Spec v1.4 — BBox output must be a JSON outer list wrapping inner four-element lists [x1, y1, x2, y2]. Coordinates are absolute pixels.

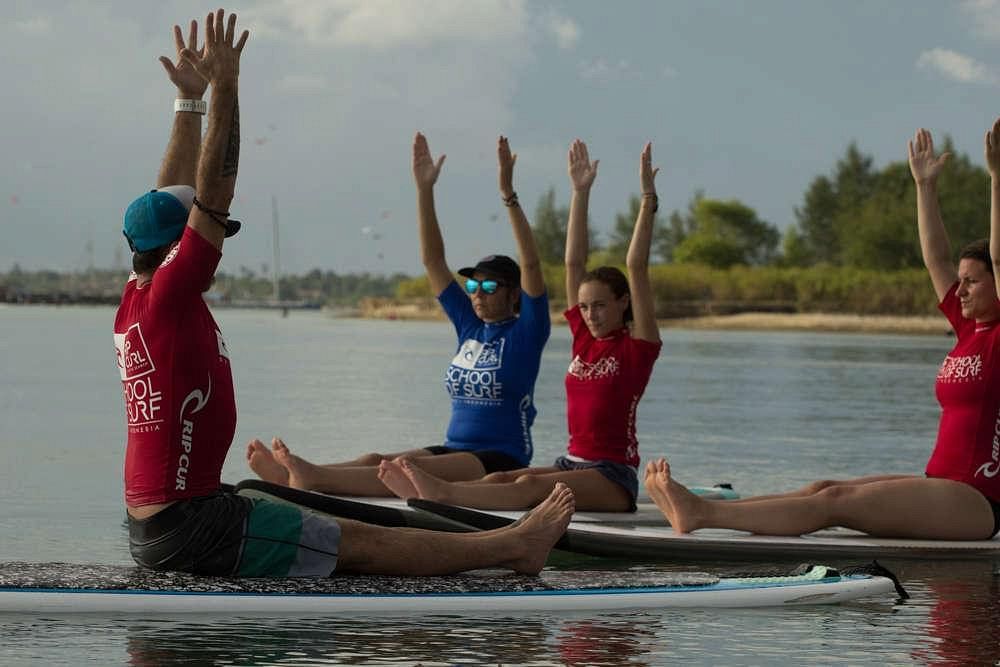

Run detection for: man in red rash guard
[[114, 9, 573, 578], [643, 125, 1000, 541]]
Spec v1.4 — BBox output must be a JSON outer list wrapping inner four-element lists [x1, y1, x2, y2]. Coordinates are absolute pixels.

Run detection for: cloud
[[546, 14, 579, 50], [244, 0, 529, 49], [962, 0, 1000, 40], [916, 47, 997, 84], [579, 58, 636, 83]]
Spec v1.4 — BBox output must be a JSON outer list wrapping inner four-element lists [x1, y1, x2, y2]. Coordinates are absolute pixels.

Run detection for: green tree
[[672, 198, 779, 268], [603, 195, 666, 265], [789, 143, 878, 265], [531, 187, 570, 265], [655, 192, 701, 263]]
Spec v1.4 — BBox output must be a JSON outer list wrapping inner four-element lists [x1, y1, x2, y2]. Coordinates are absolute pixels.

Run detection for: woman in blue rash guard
[[246, 133, 550, 495]]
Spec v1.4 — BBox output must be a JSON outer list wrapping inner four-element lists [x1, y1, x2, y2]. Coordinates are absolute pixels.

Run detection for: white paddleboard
[[409, 500, 1000, 561], [0, 562, 898, 614]]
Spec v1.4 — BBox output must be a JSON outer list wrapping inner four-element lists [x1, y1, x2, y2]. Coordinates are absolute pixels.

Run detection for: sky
[[5, 0, 1000, 276]]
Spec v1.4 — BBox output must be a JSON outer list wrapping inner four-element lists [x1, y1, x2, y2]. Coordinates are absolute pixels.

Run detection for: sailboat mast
[[271, 195, 281, 303]]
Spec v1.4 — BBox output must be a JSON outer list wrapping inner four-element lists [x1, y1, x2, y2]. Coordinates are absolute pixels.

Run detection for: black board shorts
[[988, 496, 1000, 538], [128, 491, 342, 577], [424, 445, 523, 473]]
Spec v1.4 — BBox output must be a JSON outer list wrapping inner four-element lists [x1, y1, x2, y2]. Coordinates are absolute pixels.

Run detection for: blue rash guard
[[437, 281, 550, 467]]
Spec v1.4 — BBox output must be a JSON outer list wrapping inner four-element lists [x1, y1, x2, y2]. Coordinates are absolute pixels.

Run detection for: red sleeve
[[938, 281, 974, 340], [564, 305, 593, 356], [146, 226, 222, 315]]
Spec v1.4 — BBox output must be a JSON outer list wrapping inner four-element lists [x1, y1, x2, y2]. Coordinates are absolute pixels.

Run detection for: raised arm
[[565, 139, 599, 308], [412, 133, 453, 295], [178, 9, 248, 251], [985, 118, 1000, 292], [156, 21, 208, 188], [908, 128, 957, 301], [626, 143, 660, 343], [498, 136, 544, 297]]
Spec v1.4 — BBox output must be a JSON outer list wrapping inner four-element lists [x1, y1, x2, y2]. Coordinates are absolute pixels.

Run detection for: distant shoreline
[[356, 299, 950, 336]]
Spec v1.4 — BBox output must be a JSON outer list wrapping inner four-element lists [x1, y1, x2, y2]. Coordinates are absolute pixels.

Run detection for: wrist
[[502, 191, 519, 207], [572, 186, 591, 195]]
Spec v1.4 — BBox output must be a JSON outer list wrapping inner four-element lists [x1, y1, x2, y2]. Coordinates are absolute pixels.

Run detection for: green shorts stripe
[[238, 499, 341, 577]]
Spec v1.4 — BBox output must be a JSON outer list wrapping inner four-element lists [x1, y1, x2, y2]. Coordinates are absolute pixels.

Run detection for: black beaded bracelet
[[192, 196, 231, 231], [502, 192, 520, 207]]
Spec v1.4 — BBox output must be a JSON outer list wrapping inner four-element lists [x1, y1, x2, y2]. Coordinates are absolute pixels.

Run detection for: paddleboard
[[409, 499, 1000, 561], [0, 562, 899, 613], [233, 479, 737, 527]]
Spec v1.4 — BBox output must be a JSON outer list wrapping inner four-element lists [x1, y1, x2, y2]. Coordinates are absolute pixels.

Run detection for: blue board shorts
[[554, 455, 639, 512], [128, 491, 342, 577]]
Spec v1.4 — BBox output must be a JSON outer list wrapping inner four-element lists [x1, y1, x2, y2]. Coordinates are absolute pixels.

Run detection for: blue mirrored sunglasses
[[464, 278, 503, 295]]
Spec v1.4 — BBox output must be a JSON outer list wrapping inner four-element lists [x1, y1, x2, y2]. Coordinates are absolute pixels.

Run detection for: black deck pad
[[0, 562, 721, 594]]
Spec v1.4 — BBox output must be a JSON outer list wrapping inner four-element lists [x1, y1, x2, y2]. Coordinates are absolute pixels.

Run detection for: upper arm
[[425, 260, 455, 297], [627, 266, 660, 343], [565, 263, 585, 309], [926, 261, 958, 303]]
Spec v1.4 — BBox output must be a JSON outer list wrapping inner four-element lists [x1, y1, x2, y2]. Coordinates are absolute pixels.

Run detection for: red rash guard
[[563, 305, 661, 467], [927, 282, 1000, 502], [114, 226, 236, 506]]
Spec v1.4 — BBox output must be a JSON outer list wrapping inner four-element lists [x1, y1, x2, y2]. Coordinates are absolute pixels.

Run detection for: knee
[[804, 479, 837, 495]]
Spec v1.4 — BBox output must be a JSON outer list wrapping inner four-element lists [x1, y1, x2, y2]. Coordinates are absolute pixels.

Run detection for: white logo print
[[568, 354, 620, 380], [976, 408, 1000, 479], [175, 374, 212, 491], [445, 338, 506, 404], [937, 354, 983, 383]]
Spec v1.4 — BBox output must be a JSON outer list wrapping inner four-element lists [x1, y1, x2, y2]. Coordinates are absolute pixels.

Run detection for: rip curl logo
[[937, 354, 983, 383], [114, 324, 155, 381], [568, 354, 620, 381], [446, 338, 506, 404], [176, 374, 212, 491]]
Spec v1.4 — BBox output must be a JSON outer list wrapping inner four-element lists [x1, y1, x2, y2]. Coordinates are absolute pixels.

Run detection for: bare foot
[[377, 460, 418, 499], [246, 438, 289, 485], [271, 438, 325, 491], [649, 459, 705, 534], [400, 459, 453, 503], [643, 459, 673, 526], [504, 482, 575, 574]]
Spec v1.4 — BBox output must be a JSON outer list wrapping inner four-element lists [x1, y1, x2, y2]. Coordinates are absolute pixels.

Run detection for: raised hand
[[498, 136, 516, 198], [568, 139, 599, 191], [908, 128, 949, 184], [159, 20, 208, 97], [179, 9, 249, 87], [412, 133, 445, 189], [640, 142, 659, 195], [986, 118, 1000, 178]]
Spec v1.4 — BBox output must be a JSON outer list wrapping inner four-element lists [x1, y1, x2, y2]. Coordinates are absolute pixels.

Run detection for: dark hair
[[132, 244, 171, 274], [580, 266, 633, 324], [959, 239, 994, 275]]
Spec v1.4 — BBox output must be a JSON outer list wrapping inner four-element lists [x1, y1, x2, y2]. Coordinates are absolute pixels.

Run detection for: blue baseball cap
[[123, 185, 240, 252]]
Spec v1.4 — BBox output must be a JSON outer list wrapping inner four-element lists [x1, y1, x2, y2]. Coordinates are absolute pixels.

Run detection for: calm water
[[1, 305, 998, 665]]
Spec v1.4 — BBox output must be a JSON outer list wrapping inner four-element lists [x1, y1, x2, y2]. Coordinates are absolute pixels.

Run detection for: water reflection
[[910, 569, 1000, 665]]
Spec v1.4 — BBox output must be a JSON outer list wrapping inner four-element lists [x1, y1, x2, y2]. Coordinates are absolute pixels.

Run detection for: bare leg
[[269, 438, 489, 496], [335, 483, 576, 575], [246, 438, 289, 485], [730, 474, 918, 503], [392, 460, 631, 511], [646, 458, 995, 539]]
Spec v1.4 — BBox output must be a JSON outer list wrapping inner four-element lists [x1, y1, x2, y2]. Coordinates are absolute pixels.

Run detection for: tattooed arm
[[180, 9, 248, 250]]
